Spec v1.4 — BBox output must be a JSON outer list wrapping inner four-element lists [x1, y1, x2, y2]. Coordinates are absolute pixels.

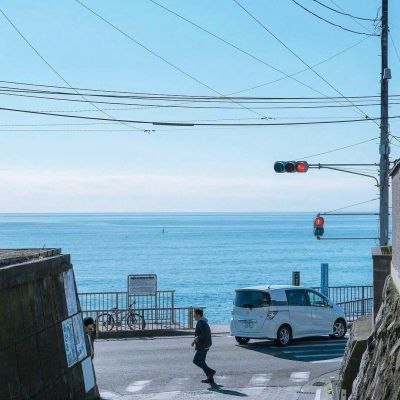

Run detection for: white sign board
[[63, 269, 78, 316], [72, 314, 87, 362], [82, 357, 95, 392], [128, 274, 157, 296], [62, 318, 77, 367]]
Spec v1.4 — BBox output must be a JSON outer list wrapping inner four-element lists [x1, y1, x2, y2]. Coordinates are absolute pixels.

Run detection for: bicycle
[[96, 302, 146, 332]]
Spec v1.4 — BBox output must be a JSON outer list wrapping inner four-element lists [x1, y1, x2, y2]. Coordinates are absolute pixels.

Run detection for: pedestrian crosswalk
[[264, 338, 347, 362], [99, 370, 325, 400]]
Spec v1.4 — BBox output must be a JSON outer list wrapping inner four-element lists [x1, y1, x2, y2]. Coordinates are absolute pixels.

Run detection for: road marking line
[[283, 348, 344, 354], [315, 389, 322, 400], [152, 391, 182, 399], [295, 353, 344, 358], [126, 380, 152, 393], [312, 357, 343, 364], [249, 373, 272, 386], [290, 371, 310, 383], [287, 342, 347, 348]]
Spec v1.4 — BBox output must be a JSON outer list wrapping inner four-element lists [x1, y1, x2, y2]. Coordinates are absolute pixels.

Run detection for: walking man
[[191, 308, 216, 384]]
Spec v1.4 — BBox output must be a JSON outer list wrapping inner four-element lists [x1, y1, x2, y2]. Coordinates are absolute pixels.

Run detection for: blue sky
[[0, 0, 398, 212]]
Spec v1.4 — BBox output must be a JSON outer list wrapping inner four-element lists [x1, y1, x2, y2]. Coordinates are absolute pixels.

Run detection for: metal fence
[[79, 285, 374, 332], [82, 306, 197, 332], [79, 290, 201, 332], [336, 298, 373, 322], [312, 285, 373, 322], [79, 290, 175, 313]]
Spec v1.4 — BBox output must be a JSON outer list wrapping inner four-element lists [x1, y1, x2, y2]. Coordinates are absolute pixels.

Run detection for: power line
[[313, 0, 377, 21], [327, 0, 381, 36], [229, 36, 372, 96], [1, 105, 399, 126], [290, 0, 378, 36], [0, 81, 396, 101], [233, 0, 379, 126], [148, 0, 377, 113], [389, 32, 400, 63], [324, 198, 379, 214], [0, 8, 144, 133], [0, 90, 393, 109], [73, 0, 269, 120], [298, 137, 379, 159]]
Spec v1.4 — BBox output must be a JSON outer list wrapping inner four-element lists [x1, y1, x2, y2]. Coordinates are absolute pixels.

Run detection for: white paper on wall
[[82, 357, 95, 392], [63, 269, 78, 316], [72, 314, 87, 362], [62, 318, 77, 367]]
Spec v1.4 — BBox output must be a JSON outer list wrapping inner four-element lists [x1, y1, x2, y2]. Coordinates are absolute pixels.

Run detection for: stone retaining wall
[[346, 276, 400, 399]]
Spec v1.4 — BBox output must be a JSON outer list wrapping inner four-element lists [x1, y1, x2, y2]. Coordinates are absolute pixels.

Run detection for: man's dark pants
[[193, 349, 213, 376]]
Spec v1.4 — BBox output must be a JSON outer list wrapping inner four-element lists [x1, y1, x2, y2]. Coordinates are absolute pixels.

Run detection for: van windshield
[[234, 290, 271, 308]]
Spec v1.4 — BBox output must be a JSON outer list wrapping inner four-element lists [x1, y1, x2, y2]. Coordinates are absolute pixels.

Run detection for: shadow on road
[[239, 336, 347, 362], [208, 383, 248, 396]]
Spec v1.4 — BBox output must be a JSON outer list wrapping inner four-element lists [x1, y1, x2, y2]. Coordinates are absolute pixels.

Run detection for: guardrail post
[[171, 292, 177, 324], [361, 287, 365, 316], [188, 306, 194, 329], [321, 263, 329, 297]]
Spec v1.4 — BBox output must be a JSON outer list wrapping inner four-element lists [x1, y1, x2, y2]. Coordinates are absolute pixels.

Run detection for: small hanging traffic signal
[[313, 215, 324, 238], [273, 161, 309, 173]]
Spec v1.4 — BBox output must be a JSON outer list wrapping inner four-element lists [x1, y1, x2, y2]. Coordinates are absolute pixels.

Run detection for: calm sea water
[[0, 213, 379, 323]]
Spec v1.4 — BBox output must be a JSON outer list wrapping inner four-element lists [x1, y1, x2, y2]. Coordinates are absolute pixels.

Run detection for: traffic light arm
[[310, 165, 379, 187]]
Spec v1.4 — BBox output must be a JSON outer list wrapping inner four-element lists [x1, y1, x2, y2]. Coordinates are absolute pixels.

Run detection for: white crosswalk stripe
[[248, 373, 272, 386], [290, 371, 310, 383], [99, 390, 121, 400], [126, 380, 152, 393]]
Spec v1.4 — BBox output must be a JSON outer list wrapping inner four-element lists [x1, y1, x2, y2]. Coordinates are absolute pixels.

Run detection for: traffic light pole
[[308, 163, 380, 187], [380, 0, 390, 246]]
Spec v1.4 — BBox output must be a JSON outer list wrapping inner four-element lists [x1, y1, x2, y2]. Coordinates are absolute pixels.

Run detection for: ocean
[[0, 212, 379, 323]]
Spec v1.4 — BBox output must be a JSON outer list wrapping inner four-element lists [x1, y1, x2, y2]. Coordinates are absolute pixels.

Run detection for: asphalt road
[[94, 332, 346, 400]]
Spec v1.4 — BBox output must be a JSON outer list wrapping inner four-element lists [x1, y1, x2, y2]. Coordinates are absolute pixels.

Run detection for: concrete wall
[[391, 165, 400, 289], [0, 249, 99, 400]]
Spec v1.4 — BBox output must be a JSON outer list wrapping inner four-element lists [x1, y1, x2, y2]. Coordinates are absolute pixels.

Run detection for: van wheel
[[330, 319, 347, 339], [235, 336, 250, 345], [276, 325, 291, 346]]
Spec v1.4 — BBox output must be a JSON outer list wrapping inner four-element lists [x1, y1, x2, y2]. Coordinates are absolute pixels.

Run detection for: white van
[[230, 285, 346, 346]]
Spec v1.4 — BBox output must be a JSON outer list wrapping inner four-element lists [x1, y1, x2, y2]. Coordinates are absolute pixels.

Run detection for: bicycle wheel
[[96, 313, 115, 332], [127, 313, 146, 330]]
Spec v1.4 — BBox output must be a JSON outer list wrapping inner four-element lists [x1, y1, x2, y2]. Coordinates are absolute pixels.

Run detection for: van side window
[[234, 291, 271, 308], [307, 290, 329, 307], [285, 289, 309, 306]]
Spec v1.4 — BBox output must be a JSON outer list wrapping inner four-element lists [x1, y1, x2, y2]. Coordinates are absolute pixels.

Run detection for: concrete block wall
[[0, 249, 98, 400]]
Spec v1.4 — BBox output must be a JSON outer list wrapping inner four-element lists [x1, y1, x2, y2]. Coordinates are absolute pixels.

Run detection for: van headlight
[[267, 311, 278, 320]]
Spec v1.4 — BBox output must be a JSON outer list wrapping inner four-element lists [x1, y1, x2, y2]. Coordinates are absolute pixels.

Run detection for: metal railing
[[78, 290, 175, 312], [312, 285, 373, 322], [82, 306, 198, 332], [79, 285, 374, 331], [336, 298, 373, 322], [313, 285, 372, 303]]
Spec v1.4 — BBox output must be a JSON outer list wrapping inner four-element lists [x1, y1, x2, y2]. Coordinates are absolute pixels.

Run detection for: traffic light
[[313, 215, 324, 238], [274, 161, 309, 173]]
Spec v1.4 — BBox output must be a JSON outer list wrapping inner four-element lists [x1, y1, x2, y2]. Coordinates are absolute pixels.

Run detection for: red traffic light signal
[[296, 161, 309, 173], [314, 216, 324, 227], [273, 161, 309, 173], [313, 215, 324, 238]]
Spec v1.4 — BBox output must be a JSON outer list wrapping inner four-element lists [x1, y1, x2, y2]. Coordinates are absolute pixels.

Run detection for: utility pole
[[379, 0, 390, 246]]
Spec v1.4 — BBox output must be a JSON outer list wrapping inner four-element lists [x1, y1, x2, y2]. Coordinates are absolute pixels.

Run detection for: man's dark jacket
[[195, 317, 212, 350]]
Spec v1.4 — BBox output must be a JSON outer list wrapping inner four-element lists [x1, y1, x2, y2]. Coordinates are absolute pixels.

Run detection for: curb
[[300, 371, 339, 400]]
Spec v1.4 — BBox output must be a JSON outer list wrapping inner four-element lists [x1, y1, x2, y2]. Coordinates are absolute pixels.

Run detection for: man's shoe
[[201, 377, 215, 384]]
